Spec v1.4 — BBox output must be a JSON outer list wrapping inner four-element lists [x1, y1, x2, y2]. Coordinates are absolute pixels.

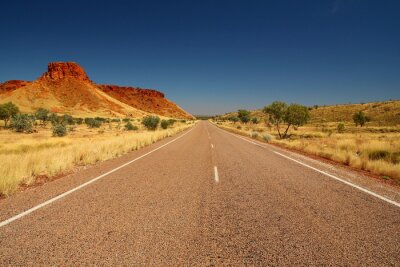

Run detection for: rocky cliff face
[[98, 85, 165, 98], [0, 80, 31, 94], [40, 62, 91, 82], [98, 84, 194, 119]]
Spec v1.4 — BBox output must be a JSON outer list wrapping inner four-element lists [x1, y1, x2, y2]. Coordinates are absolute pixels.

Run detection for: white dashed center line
[[214, 166, 219, 183]]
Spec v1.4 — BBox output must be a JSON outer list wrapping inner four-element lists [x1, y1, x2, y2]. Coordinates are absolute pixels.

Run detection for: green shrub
[[168, 119, 176, 126], [94, 117, 107, 122], [124, 121, 138, 131], [142, 116, 160, 130], [85, 118, 102, 128], [251, 132, 258, 138], [52, 124, 67, 137], [122, 118, 131, 122], [49, 113, 59, 125], [337, 123, 345, 133], [62, 114, 75, 125], [237, 125, 242, 129], [111, 118, 121, 122], [263, 134, 272, 142], [10, 114, 33, 133], [75, 118, 83, 125], [160, 119, 169, 129]]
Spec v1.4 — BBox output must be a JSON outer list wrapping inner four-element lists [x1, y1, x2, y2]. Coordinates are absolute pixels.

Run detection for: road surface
[[1, 121, 399, 266]]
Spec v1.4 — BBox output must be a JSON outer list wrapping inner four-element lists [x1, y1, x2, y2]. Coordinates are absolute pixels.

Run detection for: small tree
[[0, 102, 19, 128], [160, 119, 169, 129], [35, 108, 49, 126], [237, 109, 251, 123], [353, 111, 370, 127], [263, 101, 287, 138], [264, 101, 309, 139], [52, 124, 67, 137], [10, 114, 33, 133], [251, 117, 259, 124], [282, 104, 310, 138], [142, 116, 160, 130]]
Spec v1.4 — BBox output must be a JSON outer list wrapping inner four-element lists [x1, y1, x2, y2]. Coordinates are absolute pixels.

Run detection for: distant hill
[[220, 100, 400, 126], [0, 62, 193, 119]]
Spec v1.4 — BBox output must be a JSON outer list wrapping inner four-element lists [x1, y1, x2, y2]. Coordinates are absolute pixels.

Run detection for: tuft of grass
[[368, 150, 390, 161]]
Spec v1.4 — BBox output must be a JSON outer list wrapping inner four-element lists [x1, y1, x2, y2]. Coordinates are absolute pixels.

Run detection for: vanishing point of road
[[1, 121, 399, 265]]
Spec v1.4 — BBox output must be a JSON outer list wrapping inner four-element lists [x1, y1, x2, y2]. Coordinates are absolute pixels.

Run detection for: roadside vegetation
[[0, 102, 196, 196], [213, 100, 400, 184]]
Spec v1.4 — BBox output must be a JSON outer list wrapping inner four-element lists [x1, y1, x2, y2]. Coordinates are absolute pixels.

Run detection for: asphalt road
[[1, 121, 399, 266]]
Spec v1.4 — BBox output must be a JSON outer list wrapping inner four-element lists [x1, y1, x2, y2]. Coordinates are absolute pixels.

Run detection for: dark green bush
[[49, 113, 59, 125], [52, 124, 67, 137], [94, 117, 107, 122], [168, 119, 176, 126], [124, 121, 138, 131], [85, 118, 102, 128], [142, 116, 160, 130], [62, 114, 75, 125], [75, 118, 83, 125], [160, 119, 169, 129], [10, 114, 33, 133]]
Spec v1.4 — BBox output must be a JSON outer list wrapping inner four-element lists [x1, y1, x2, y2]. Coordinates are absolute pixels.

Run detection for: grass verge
[[0, 123, 194, 196]]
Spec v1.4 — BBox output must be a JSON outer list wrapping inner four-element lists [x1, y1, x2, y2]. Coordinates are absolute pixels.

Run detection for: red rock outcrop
[[98, 84, 194, 119], [99, 85, 165, 98], [0, 62, 193, 119], [40, 62, 91, 82], [0, 80, 31, 94]]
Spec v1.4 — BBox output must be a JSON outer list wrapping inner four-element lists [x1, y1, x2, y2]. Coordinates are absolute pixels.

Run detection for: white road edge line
[[214, 123, 400, 208], [273, 151, 400, 208], [0, 125, 197, 228], [214, 166, 219, 183]]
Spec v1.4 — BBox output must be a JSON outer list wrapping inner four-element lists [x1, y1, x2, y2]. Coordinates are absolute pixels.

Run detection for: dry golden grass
[[0, 121, 195, 196], [215, 120, 400, 183]]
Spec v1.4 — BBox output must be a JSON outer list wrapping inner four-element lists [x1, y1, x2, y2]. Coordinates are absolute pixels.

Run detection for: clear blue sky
[[0, 0, 399, 115]]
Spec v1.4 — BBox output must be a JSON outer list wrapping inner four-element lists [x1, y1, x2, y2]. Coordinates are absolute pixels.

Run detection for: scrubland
[[0, 120, 194, 196], [215, 121, 400, 184]]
